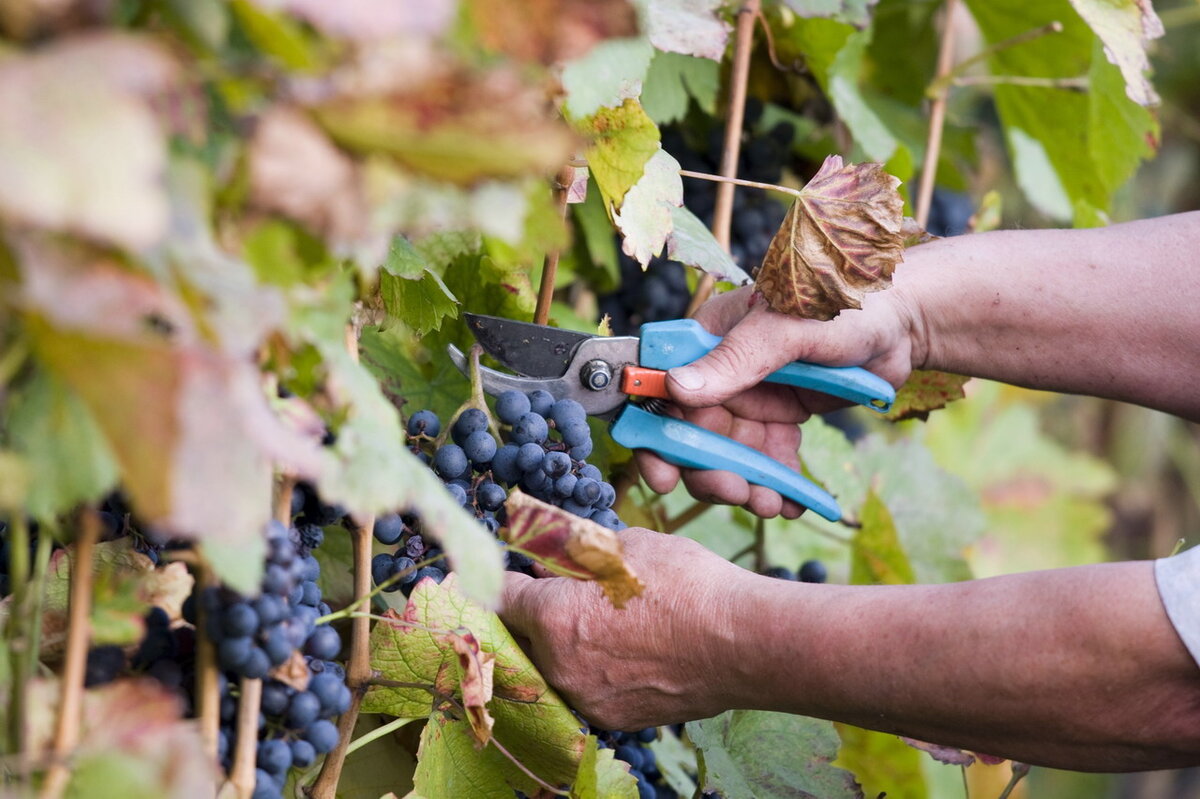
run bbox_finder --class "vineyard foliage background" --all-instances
[0,0,1198,797]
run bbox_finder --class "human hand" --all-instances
[635,284,918,516]
[499,528,754,730]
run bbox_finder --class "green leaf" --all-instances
[242,220,337,287]
[561,37,655,118]
[380,271,459,336]
[850,489,916,585]
[686,711,862,799]
[648,728,700,797]
[962,0,1157,224]
[381,236,429,279]
[229,0,318,70]
[576,99,661,215]
[364,576,586,788]
[667,205,751,285]
[834,724,928,799]
[359,325,469,424]
[8,370,119,521]
[571,179,621,293]
[412,715,520,798]
[782,0,879,28]
[640,51,720,123]
[572,736,639,798]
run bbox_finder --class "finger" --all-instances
[681,468,751,507]
[635,450,683,496]
[745,484,783,519]
[667,303,806,408]
[498,570,538,637]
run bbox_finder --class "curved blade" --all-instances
[464,313,592,378]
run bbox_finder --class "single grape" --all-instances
[261,681,291,716]
[798,559,828,584]
[304,719,340,754]
[304,626,342,660]
[560,420,591,448]
[591,509,623,530]
[446,482,468,506]
[549,399,586,429]
[300,580,322,606]
[596,482,616,509]
[371,553,396,586]
[251,770,283,799]
[242,647,272,679]
[495,390,531,424]
[569,440,594,460]
[491,443,521,484]
[580,464,602,482]
[463,430,498,466]
[433,444,470,480]
[527,389,555,417]
[553,473,578,498]
[286,691,321,729]
[373,513,405,545]
[476,481,507,512]
[257,738,292,776]
[290,739,317,768]
[451,408,488,446]
[573,478,602,506]
[406,409,441,438]
[541,451,571,479]
[218,636,253,670]
[512,413,549,445]
[254,594,287,626]
[516,442,544,473]
[763,566,796,581]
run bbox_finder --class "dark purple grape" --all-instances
[527,389,555,417]
[406,409,440,438]
[373,513,405,545]
[495,391,531,425]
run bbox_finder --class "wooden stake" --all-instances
[915,0,961,228]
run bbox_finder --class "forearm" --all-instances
[898,212,1200,420]
[725,562,1200,770]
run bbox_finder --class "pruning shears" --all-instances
[447,313,895,521]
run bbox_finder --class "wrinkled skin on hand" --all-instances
[635,285,917,517]
[499,528,750,730]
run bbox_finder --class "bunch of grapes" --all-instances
[597,255,692,337]
[370,391,624,592]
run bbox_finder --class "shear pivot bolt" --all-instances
[581,360,613,391]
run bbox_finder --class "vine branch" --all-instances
[534,164,576,326]
[686,0,760,316]
[915,0,961,228]
[40,508,101,799]
[227,677,263,799]
[310,326,377,799]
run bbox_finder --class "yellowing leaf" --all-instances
[311,66,576,185]
[503,490,645,608]
[1067,0,1163,106]
[576,98,660,215]
[850,490,915,586]
[756,155,904,321]
[0,34,178,250]
[572,736,639,799]
[886,370,970,422]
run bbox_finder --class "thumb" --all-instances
[667,305,803,407]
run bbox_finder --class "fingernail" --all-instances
[669,366,705,391]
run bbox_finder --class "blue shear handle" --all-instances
[611,405,843,522]
[639,319,895,413]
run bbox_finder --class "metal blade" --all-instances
[464,313,593,378]
[447,335,640,419]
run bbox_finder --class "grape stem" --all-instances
[342,715,418,758]
[226,677,263,799]
[678,170,802,200]
[311,326,376,799]
[437,344,501,446]
[996,762,1031,799]
[194,563,222,766]
[313,553,448,625]
[686,0,760,317]
[39,508,101,799]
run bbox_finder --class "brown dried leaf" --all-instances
[899,216,937,248]
[270,650,312,691]
[503,489,644,608]
[756,155,904,321]
[466,0,638,65]
[249,107,369,245]
[900,737,1006,767]
[449,630,496,745]
[885,370,970,422]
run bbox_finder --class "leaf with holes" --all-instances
[615,148,682,266]
[1068,0,1162,106]
[756,155,905,321]
[503,489,645,608]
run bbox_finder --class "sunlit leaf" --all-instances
[561,36,655,118]
[503,490,645,608]
[640,50,720,124]
[850,489,915,585]
[756,155,904,321]
[667,205,751,285]
[379,271,459,336]
[1067,0,1162,106]
[575,98,660,215]
[645,0,732,60]
[615,148,682,266]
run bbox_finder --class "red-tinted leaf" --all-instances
[465,0,638,65]
[756,155,905,321]
[450,630,496,745]
[886,370,970,422]
[503,490,644,609]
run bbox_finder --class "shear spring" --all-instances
[636,397,671,416]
